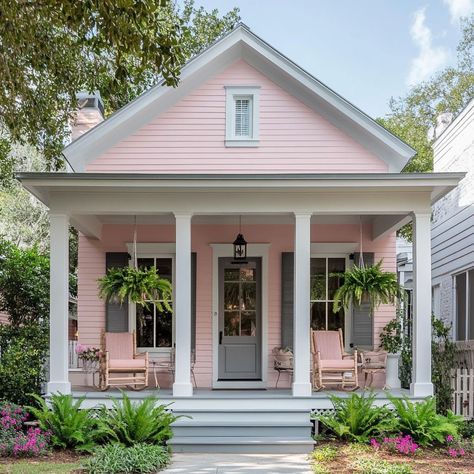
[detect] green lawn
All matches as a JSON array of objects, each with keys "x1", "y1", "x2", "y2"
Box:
[{"x1": 0, "y1": 462, "x2": 81, "y2": 474}]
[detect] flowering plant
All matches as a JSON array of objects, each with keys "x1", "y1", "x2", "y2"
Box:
[
  {"x1": 75, "y1": 344, "x2": 100, "y2": 362},
  {"x1": 445, "y1": 435, "x2": 466, "y2": 457},
  {"x1": 0, "y1": 402, "x2": 51, "y2": 457},
  {"x1": 370, "y1": 435, "x2": 419, "y2": 456}
]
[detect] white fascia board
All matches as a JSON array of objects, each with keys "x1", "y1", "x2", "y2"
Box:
[{"x1": 63, "y1": 24, "x2": 415, "y2": 173}]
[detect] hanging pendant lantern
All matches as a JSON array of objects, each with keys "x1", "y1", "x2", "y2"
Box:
[{"x1": 232, "y1": 216, "x2": 247, "y2": 263}]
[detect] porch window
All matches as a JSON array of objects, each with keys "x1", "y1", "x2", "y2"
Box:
[
  {"x1": 455, "y1": 269, "x2": 474, "y2": 341},
  {"x1": 135, "y1": 257, "x2": 173, "y2": 349},
  {"x1": 310, "y1": 257, "x2": 346, "y2": 334}
]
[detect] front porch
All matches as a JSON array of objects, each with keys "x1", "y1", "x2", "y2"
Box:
[{"x1": 19, "y1": 172, "x2": 463, "y2": 401}]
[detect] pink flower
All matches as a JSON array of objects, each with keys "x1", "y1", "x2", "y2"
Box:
[
  {"x1": 448, "y1": 448, "x2": 458, "y2": 457},
  {"x1": 370, "y1": 438, "x2": 380, "y2": 449},
  {"x1": 75, "y1": 343, "x2": 87, "y2": 354},
  {"x1": 459, "y1": 448, "x2": 465, "y2": 456},
  {"x1": 446, "y1": 435, "x2": 454, "y2": 442}
]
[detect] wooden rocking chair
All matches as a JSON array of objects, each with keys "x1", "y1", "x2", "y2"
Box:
[
  {"x1": 99, "y1": 330, "x2": 149, "y2": 391},
  {"x1": 311, "y1": 329, "x2": 358, "y2": 391}
]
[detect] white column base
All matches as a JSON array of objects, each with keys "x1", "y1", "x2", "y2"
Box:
[
  {"x1": 410, "y1": 382, "x2": 434, "y2": 398},
  {"x1": 47, "y1": 381, "x2": 71, "y2": 395},
  {"x1": 173, "y1": 382, "x2": 193, "y2": 397},
  {"x1": 292, "y1": 382, "x2": 312, "y2": 397}
]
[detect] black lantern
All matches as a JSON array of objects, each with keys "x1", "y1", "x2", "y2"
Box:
[{"x1": 232, "y1": 216, "x2": 247, "y2": 263}]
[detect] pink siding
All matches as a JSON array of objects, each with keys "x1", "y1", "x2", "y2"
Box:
[
  {"x1": 77, "y1": 224, "x2": 395, "y2": 389},
  {"x1": 86, "y1": 60, "x2": 387, "y2": 173}
]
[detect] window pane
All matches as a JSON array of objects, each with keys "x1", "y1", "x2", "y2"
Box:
[
  {"x1": 456, "y1": 273, "x2": 467, "y2": 341},
  {"x1": 224, "y1": 268, "x2": 240, "y2": 281},
  {"x1": 224, "y1": 311, "x2": 240, "y2": 336},
  {"x1": 241, "y1": 311, "x2": 256, "y2": 336},
  {"x1": 155, "y1": 307, "x2": 172, "y2": 347},
  {"x1": 138, "y1": 258, "x2": 154, "y2": 270},
  {"x1": 328, "y1": 258, "x2": 345, "y2": 300},
  {"x1": 136, "y1": 305, "x2": 154, "y2": 347},
  {"x1": 469, "y1": 270, "x2": 474, "y2": 340},
  {"x1": 328, "y1": 302, "x2": 345, "y2": 332},
  {"x1": 311, "y1": 302, "x2": 326, "y2": 330},
  {"x1": 240, "y1": 267, "x2": 256, "y2": 281},
  {"x1": 311, "y1": 258, "x2": 326, "y2": 301},
  {"x1": 234, "y1": 97, "x2": 251, "y2": 137},
  {"x1": 156, "y1": 258, "x2": 172, "y2": 280},
  {"x1": 224, "y1": 282, "x2": 239, "y2": 310},
  {"x1": 241, "y1": 282, "x2": 256, "y2": 310}
]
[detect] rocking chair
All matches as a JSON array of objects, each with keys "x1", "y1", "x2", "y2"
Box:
[
  {"x1": 311, "y1": 329, "x2": 359, "y2": 391},
  {"x1": 99, "y1": 330, "x2": 149, "y2": 391}
]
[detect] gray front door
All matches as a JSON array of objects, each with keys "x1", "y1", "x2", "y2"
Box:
[{"x1": 218, "y1": 257, "x2": 262, "y2": 380}]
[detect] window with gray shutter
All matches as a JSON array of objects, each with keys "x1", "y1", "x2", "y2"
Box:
[
  {"x1": 105, "y1": 252, "x2": 130, "y2": 332},
  {"x1": 281, "y1": 252, "x2": 294, "y2": 350}
]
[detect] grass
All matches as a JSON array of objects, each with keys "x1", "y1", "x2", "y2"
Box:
[{"x1": 0, "y1": 462, "x2": 81, "y2": 474}]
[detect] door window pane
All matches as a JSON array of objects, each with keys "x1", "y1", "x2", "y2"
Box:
[
  {"x1": 224, "y1": 283, "x2": 240, "y2": 310},
  {"x1": 241, "y1": 282, "x2": 256, "y2": 310},
  {"x1": 311, "y1": 302, "x2": 326, "y2": 330},
  {"x1": 224, "y1": 268, "x2": 240, "y2": 281},
  {"x1": 456, "y1": 273, "x2": 467, "y2": 341},
  {"x1": 225, "y1": 311, "x2": 240, "y2": 336},
  {"x1": 241, "y1": 311, "x2": 256, "y2": 336},
  {"x1": 311, "y1": 258, "x2": 326, "y2": 300},
  {"x1": 240, "y1": 267, "x2": 256, "y2": 281}
]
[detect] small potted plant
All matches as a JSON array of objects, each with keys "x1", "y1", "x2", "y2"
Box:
[
  {"x1": 272, "y1": 346, "x2": 293, "y2": 370},
  {"x1": 98, "y1": 265, "x2": 172, "y2": 310},
  {"x1": 332, "y1": 260, "x2": 403, "y2": 313},
  {"x1": 379, "y1": 317, "x2": 402, "y2": 389},
  {"x1": 75, "y1": 343, "x2": 100, "y2": 373}
]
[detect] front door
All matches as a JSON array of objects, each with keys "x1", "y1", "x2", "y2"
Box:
[{"x1": 218, "y1": 257, "x2": 262, "y2": 380}]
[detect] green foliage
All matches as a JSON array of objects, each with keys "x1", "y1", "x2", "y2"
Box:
[
  {"x1": 387, "y1": 395, "x2": 462, "y2": 447},
  {"x1": 27, "y1": 394, "x2": 105, "y2": 453},
  {"x1": 332, "y1": 261, "x2": 403, "y2": 313},
  {"x1": 312, "y1": 445, "x2": 338, "y2": 462},
  {"x1": 0, "y1": 238, "x2": 49, "y2": 326},
  {"x1": 0, "y1": 323, "x2": 48, "y2": 405},
  {"x1": 351, "y1": 458, "x2": 413, "y2": 474},
  {"x1": 82, "y1": 443, "x2": 170, "y2": 474},
  {"x1": 98, "y1": 393, "x2": 178, "y2": 446},
  {"x1": 98, "y1": 266, "x2": 172, "y2": 310},
  {"x1": 0, "y1": 0, "x2": 239, "y2": 169},
  {"x1": 380, "y1": 317, "x2": 403, "y2": 354},
  {"x1": 318, "y1": 393, "x2": 396, "y2": 443},
  {"x1": 460, "y1": 420, "x2": 474, "y2": 439}
]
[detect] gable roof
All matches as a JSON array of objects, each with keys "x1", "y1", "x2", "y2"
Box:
[{"x1": 63, "y1": 23, "x2": 416, "y2": 173}]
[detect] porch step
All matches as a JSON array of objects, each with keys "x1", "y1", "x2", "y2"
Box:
[{"x1": 169, "y1": 409, "x2": 314, "y2": 453}]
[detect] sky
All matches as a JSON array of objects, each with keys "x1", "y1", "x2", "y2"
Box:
[{"x1": 193, "y1": 0, "x2": 474, "y2": 118}]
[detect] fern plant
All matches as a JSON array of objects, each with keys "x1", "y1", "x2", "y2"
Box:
[
  {"x1": 98, "y1": 266, "x2": 172, "y2": 310},
  {"x1": 98, "y1": 393, "x2": 180, "y2": 446},
  {"x1": 332, "y1": 260, "x2": 403, "y2": 313},
  {"x1": 388, "y1": 395, "x2": 463, "y2": 446},
  {"x1": 318, "y1": 392, "x2": 396, "y2": 443},
  {"x1": 27, "y1": 394, "x2": 105, "y2": 452}
]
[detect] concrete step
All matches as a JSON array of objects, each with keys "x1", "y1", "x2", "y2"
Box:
[
  {"x1": 172, "y1": 421, "x2": 312, "y2": 438},
  {"x1": 168, "y1": 436, "x2": 315, "y2": 454},
  {"x1": 172, "y1": 408, "x2": 310, "y2": 423}
]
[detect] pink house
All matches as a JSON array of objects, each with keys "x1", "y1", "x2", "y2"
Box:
[{"x1": 20, "y1": 25, "x2": 463, "y2": 453}]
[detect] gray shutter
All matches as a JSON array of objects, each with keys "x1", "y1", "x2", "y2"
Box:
[
  {"x1": 191, "y1": 252, "x2": 197, "y2": 351},
  {"x1": 105, "y1": 252, "x2": 129, "y2": 332},
  {"x1": 351, "y1": 252, "x2": 374, "y2": 348},
  {"x1": 281, "y1": 252, "x2": 294, "y2": 350}
]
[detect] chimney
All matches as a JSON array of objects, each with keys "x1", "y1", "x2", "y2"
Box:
[
  {"x1": 71, "y1": 92, "x2": 104, "y2": 141},
  {"x1": 427, "y1": 112, "x2": 454, "y2": 141}
]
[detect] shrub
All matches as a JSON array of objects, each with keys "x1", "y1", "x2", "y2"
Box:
[
  {"x1": 351, "y1": 458, "x2": 413, "y2": 474},
  {"x1": 0, "y1": 402, "x2": 51, "y2": 457},
  {"x1": 318, "y1": 392, "x2": 396, "y2": 443},
  {"x1": 388, "y1": 395, "x2": 462, "y2": 446},
  {"x1": 98, "y1": 393, "x2": 179, "y2": 446},
  {"x1": 27, "y1": 393, "x2": 104, "y2": 452},
  {"x1": 460, "y1": 420, "x2": 474, "y2": 439},
  {"x1": 82, "y1": 443, "x2": 170, "y2": 474}
]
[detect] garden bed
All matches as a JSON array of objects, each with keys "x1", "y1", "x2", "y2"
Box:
[{"x1": 313, "y1": 441, "x2": 474, "y2": 474}]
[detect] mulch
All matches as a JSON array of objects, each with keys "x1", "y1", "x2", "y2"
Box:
[{"x1": 0, "y1": 450, "x2": 86, "y2": 465}]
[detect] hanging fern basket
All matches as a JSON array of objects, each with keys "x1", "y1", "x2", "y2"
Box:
[
  {"x1": 98, "y1": 266, "x2": 172, "y2": 311},
  {"x1": 332, "y1": 260, "x2": 403, "y2": 314}
]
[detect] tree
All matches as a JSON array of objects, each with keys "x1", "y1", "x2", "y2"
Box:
[
  {"x1": 379, "y1": 15, "x2": 474, "y2": 174},
  {"x1": 0, "y1": 0, "x2": 239, "y2": 170}
]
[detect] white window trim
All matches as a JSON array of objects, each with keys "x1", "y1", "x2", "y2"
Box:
[
  {"x1": 453, "y1": 267, "x2": 473, "y2": 342},
  {"x1": 126, "y1": 243, "x2": 176, "y2": 353},
  {"x1": 225, "y1": 86, "x2": 260, "y2": 147}
]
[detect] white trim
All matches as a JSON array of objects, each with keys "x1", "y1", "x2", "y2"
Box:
[
  {"x1": 225, "y1": 86, "x2": 260, "y2": 146},
  {"x1": 126, "y1": 242, "x2": 176, "y2": 254},
  {"x1": 210, "y1": 243, "x2": 270, "y2": 389},
  {"x1": 62, "y1": 25, "x2": 415, "y2": 172},
  {"x1": 310, "y1": 242, "x2": 358, "y2": 254}
]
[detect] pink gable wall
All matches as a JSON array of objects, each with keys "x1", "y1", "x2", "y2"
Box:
[{"x1": 86, "y1": 60, "x2": 387, "y2": 173}]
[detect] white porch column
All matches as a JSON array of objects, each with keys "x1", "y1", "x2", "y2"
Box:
[
  {"x1": 173, "y1": 213, "x2": 193, "y2": 397},
  {"x1": 410, "y1": 211, "x2": 434, "y2": 397},
  {"x1": 292, "y1": 212, "x2": 312, "y2": 397},
  {"x1": 47, "y1": 213, "x2": 71, "y2": 395}
]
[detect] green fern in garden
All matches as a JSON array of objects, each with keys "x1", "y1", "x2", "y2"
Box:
[
  {"x1": 332, "y1": 260, "x2": 403, "y2": 313},
  {"x1": 98, "y1": 266, "x2": 172, "y2": 310}
]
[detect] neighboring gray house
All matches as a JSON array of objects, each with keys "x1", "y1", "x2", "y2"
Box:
[{"x1": 431, "y1": 99, "x2": 474, "y2": 341}]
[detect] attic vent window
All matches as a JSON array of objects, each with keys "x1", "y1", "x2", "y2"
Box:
[{"x1": 225, "y1": 86, "x2": 260, "y2": 147}]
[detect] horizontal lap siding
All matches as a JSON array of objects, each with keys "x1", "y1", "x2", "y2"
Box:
[
  {"x1": 86, "y1": 60, "x2": 387, "y2": 173},
  {"x1": 77, "y1": 224, "x2": 395, "y2": 388}
]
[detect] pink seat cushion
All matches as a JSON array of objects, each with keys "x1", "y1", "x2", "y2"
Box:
[
  {"x1": 109, "y1": 359, "x2": 146, "y2": 369},
  {"x1": 319, "y1": 359, "x2": 355, "y2": 369}
]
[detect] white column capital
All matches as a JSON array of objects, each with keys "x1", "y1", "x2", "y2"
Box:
[
  {"x1": 293, "y1": 212, "x2": 313, "y2": 219},
  {"x1": 411, "y1": 211, "x2": 431, "y2": 219},
  {"x1": 173, "y1": 212, "x2": 194, "y2": 219}
]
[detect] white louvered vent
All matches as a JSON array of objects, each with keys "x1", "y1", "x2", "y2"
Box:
[{"x1": 234, "y1": 96, "x2": 252, "y2": 137}]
